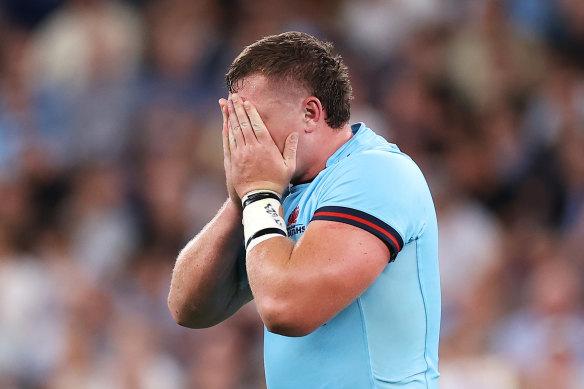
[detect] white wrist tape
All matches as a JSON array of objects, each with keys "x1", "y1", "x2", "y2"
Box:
[{"x1": 242, "y1": 190, "x2": 287, "y2": 253}]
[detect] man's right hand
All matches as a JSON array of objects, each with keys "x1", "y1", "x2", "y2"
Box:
[{"x1": 219, "y1": 98, "x2": 242, "y2": 209}]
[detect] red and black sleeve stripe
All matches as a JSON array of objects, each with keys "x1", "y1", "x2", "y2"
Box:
[{"x1": 311, "y1": 206, "x2": 404, "y2": 262}]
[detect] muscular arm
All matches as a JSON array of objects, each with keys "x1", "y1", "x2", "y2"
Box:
[
  {"x1": 167, "y1": 199, "x2": 252, "y2": 328},
  {"x1": 168, "y1": 98, "x2": 253, "y2": 328},
  {"x1": 247, "y1": 220, "x2": 389, "y2": 337}
]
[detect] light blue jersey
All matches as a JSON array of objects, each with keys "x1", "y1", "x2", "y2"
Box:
[{"x1": 264, "y1": 123, "x2": 441, "y2": 388}]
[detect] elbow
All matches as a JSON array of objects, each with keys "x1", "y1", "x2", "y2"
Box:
[
  {"x1": 167, "y1": 294, "x2": 191, "y2": 328},
  {"x1": 256, "y1": 297, "x2": 321, "y2": 337},
  {"x1": 167, "y1": 292, "x2": 207, "y2": 329},
  {"x1": 169, "y1": 307, "x2": 191, "y2": 328}
]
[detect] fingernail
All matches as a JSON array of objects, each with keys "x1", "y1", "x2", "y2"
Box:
[
  {"x1": 292, "y1": 133, "x2": 299, "y2": 142},
  {"x1": 243, "y1": 101, "x2": 250, "y2": 109},
  {"x1": 232, "y1": 93, "x2": 238, "y2": 102}
]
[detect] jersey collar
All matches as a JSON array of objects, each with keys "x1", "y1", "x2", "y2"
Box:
[
  {"x1": 286, "y1": 123, "x2": 376, "y2": 196},
  {"x1": 326, "y1": 122, "x2": 368, "y2": 168}
]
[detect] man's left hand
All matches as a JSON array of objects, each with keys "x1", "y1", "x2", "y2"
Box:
[{"x1": 226, "y1": 93, "x2": 298, "y2": 198}]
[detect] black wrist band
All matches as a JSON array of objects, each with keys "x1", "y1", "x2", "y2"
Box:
[
  {"x1": 245, "y1": 227, "x2": 287, "y2": 249},
  {"x1": 242, "y1": 191, "x2": 281, "y2": 209}
]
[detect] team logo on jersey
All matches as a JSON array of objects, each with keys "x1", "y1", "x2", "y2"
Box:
[
  {"x1": 286, "y1": 205, "x2": 305, "y2": 236},
  {"x1": 287, "y1": 206, "x2": 300, "y2": 226}
]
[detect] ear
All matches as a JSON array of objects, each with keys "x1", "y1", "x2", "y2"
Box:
[{"x1": 302, "y1": 97, "x2": 323, "y2": 133}]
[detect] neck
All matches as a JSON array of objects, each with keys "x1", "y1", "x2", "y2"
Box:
[{"x1": 291, "y1": 123, "x2": 354, "y2": 185}]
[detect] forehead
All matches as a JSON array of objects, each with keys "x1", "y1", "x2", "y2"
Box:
[
  {"x1": 232, "y1": 73, "x2": 308, "y2": 107},
  {"x1": 231, "y1": 74, "x2": 274, "y2": 103}
]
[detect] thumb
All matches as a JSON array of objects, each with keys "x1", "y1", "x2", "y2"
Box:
[{"x1": 283, "y1": 132, "x2": 299, "y2": 167}]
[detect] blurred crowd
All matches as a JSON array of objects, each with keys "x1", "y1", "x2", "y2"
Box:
[{"x1": 0, "y1": 0, "x2": 583, "y2": 388}]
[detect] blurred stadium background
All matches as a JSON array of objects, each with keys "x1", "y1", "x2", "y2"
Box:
[{"x1": 0, "y1": 0, "x2": 583, "y2": 388}]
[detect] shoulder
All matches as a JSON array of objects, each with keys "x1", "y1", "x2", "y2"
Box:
[
  {"x1": 353, "y1": 147, "x2": 417, "y2": 168},
  {"x1": 326, "y1": 147, "x2": 426, "y2": 189},
  {"x1": 314, "y1": 145, "x2": 435, "y2": 245}
]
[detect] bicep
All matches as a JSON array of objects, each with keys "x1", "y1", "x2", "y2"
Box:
[{"x1": 289, "y1": 219, "x2": 390, "y2": 326}]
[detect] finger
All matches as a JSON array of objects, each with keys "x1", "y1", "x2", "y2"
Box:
[
  {"x1": 243, "y1": 100, "x2": 271, "y2": 143},
  {"x1": 283, "y1": 132, "x2": 299, "y2": 170},
  {"x1": 219, "y1": 98, "x2": 228, "y2": 124},
  {"x1": 227, "y1": 98, "x2": 245, "y2": 148},
  {"x1": 219, "y1": 100, "x2": 230, "y2": 160},
  {"x1": 228, "y1": 124, "x2": 237, "y2": 150},
  {"x1": 220, "y1": 99, "x2": 236, "y2": 150},
  {"x1": 227, "y1": 115, "x2": 237, "y2": 150},
  {"x1": 232, "y1": 94, "x2": 257, "y2": 144}
]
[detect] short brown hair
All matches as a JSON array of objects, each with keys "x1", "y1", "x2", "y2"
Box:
[{"x1": 226, "y1": 31, "x2": 352, "y2": 129}]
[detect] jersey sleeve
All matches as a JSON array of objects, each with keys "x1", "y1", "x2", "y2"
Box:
[{"x1": 312, "y1": 150, "x2": 430, "y2": 262}]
